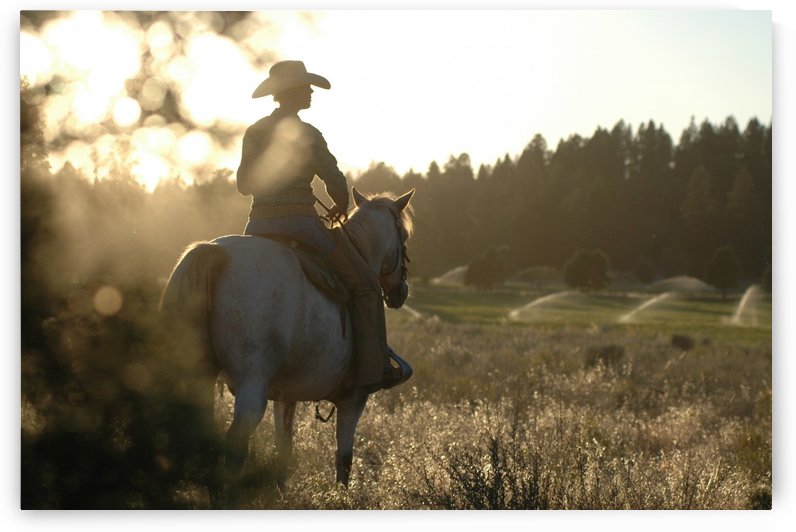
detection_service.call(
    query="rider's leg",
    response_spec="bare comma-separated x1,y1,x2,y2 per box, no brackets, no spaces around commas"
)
325,229,406,390
244,217,406,390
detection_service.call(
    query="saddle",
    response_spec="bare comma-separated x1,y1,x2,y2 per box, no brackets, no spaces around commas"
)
254,233,349,313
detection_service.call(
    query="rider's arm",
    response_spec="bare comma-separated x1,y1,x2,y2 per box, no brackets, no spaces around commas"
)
236,127,258,196
311,129,350,213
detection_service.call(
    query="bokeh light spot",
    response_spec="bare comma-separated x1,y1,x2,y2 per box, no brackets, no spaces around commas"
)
93,286,124,316
140,77,167,111
146,20,174,58
177,130,212,167
112,96,142,128
72,85,111,125
20,31,54,86
132,152,171,191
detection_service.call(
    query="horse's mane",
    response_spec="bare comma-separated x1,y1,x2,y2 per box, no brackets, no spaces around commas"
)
348,192,414,240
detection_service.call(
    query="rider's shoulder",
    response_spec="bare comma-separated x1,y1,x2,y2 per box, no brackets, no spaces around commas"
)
245,115,273,135
246,112,323,140
298,118,322,135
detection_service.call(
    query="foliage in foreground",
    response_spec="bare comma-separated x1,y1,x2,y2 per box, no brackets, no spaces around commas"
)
21,286,771,509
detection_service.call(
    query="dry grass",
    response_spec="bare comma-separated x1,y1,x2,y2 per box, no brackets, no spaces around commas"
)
21,280,770,509
216,318,771,510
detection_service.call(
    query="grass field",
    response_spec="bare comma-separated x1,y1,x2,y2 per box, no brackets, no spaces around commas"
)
398,285,772,343
212,284,771,509
21,282,772,509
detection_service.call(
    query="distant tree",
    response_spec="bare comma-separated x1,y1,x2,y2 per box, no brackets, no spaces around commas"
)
681,166,716,226
427,161,442,181
711,116,743,200
20,80,50,176
705,246,742,298
563,249,610,291
680,165,719,272
726,166,757,221
633,256,657,284
464,246,507,291
353,162,401,195
760,263,772,293
464,255,488,290
658,246,691,278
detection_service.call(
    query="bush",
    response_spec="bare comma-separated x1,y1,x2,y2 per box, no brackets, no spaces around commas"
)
748,487,772,510
671,334,695,351
584,344,625,367
563,249,610,291
422,432,552,510
705,246,742,298
633,257,657,284
464,246,508,291
760,263,771,293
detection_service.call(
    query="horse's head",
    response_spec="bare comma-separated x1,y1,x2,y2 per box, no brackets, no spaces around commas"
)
351,187,415,309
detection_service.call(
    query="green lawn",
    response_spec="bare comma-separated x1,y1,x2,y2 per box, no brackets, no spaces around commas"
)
401,286,532,323
394,285,772,343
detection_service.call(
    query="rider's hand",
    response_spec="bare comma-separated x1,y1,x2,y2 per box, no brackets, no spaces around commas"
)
324,205,348,225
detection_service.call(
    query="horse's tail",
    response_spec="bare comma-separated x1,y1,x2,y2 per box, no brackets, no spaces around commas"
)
158,241,228,496
159,241,229,377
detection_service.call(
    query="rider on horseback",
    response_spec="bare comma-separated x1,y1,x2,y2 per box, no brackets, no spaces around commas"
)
236,60,410,393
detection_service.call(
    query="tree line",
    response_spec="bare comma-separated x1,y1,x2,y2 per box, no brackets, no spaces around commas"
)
22,82,770,292
353,117,771,287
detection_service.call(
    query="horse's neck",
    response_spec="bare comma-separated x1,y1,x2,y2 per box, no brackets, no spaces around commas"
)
345,209,390,271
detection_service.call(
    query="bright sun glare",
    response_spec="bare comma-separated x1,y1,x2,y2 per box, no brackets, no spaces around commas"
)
20,11,265,191
20,11,772,191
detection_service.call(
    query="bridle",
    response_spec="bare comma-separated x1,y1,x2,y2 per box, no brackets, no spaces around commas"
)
378,207,410,295
315,195,409,305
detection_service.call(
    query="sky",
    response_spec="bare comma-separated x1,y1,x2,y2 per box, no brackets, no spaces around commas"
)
312,10,771,171
18,8,772,190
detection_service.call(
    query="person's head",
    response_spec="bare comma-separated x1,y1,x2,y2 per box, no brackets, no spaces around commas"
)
251,60,329,111
274,84,313,111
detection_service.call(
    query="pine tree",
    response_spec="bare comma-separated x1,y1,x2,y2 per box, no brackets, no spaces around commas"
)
705,246,742,299
681,166,715,226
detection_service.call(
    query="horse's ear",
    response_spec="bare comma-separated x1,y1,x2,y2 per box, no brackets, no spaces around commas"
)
352,187,367,207
393,189,415,212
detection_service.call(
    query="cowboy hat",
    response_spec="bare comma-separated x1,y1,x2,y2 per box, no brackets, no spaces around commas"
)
251,60,331,98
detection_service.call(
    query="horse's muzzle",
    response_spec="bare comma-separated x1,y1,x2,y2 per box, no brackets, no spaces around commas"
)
383,282,408,309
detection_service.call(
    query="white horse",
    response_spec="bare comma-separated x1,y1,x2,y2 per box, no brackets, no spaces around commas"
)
159,188,414,501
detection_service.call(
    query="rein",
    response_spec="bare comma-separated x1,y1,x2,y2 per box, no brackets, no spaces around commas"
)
314,195,409,292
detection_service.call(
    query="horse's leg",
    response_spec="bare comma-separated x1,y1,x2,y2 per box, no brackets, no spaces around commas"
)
224,377,268,482
273,400,297,491
334,392,369,487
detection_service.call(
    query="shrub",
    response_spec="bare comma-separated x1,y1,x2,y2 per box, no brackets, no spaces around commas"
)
584,344,625,367
705,246,742,298
748,487,772,510
563,249,610,291
671,334,695,351
760,263,771,293
464,246,508,291
633,257,657,284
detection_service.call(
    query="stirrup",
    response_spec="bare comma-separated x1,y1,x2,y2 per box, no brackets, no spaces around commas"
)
383,348,413,389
